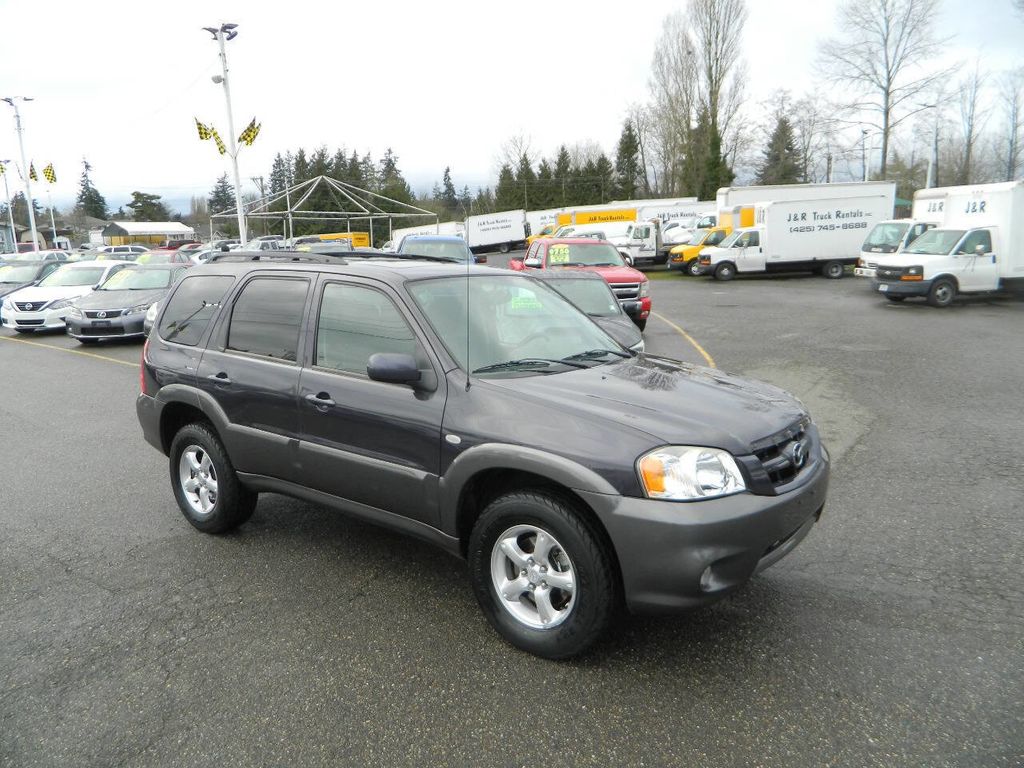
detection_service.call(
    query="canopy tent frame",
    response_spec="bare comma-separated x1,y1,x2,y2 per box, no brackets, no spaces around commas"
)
209,174,437,244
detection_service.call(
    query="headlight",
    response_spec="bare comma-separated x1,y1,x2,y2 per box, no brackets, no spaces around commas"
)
2,298,12,310
48,298,75,311
630,340,645,353
66,305,83,317
901,265,924,281
638,446,746,501
145,302,160,323
638,281,650,298
905,266,922,276
124,302,153,316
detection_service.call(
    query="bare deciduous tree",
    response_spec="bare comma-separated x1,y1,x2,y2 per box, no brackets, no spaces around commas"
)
955,65,989,184
689,0,749,137
997,68,1024,181
647,11,699,195
626,103,655,195
819,0,952,179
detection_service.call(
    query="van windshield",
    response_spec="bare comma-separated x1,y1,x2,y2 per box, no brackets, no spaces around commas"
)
865,222,910,249
905,229,965,256
718,231,742,248
686,229,709,245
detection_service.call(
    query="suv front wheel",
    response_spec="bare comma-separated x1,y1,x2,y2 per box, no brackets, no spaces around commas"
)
169,423,257,533
468,491,619,659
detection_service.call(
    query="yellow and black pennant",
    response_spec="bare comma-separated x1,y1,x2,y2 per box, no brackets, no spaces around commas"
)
29,162,37,182
238,117,261,147
210,128,227,156
42,163,56,184
195,118,212,141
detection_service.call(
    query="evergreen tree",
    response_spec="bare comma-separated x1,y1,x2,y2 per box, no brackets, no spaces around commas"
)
440,167,458,212
293,149,310,183
613,120,642,200
494,164,518,210
756,116,802,185
700,126,734,200
125,191,171,221
473,186,496,215
74,159,108,219
594,154,615,204
553,146,572,207
207,175,237,235
534,160,556,209
681,112,711,197
269,153,290,195
514,154,536,210
378,148,413,204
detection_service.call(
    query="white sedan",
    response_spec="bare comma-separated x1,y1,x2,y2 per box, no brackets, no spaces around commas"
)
1,261,132,333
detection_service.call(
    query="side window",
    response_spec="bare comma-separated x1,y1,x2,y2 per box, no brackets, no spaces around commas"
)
746,231,760,247
959,230,992,254
227,277,309,362
315,283,416,376
158,274,234,346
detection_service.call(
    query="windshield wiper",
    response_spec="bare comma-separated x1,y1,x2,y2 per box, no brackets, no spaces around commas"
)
472,357,588,374
562,348,632,362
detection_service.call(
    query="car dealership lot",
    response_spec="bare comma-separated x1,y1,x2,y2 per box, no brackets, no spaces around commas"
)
1,275,1021,767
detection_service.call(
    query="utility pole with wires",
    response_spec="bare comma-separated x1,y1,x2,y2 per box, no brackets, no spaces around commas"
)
0,160,17,254
2,97,39,250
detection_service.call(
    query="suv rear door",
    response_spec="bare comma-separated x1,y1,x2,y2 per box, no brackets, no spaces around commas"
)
296,277,446,527
196,272,312,481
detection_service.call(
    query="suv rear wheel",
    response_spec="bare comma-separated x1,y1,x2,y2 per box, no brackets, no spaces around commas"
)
468,490,618,659
169,423,257,533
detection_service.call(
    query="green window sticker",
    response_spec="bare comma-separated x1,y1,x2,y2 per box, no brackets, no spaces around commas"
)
548,244,570,264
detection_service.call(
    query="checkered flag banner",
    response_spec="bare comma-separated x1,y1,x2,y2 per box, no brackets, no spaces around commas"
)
0,162,4,176
195,118,212,141
210,128,227,156
42,163,56,184
29,162,37,182
238,117,261,147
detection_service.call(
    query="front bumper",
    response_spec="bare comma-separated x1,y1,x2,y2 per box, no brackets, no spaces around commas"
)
578,448,830,613
66,312,146,340
872,278,930,297
1,306,69,331
853,267,877,278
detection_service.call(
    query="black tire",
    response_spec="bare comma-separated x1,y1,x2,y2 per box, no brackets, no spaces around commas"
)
823,260,845,279
885,295,906,303
468,490,619,660
927,278,956,308
499,242,510,254
634,318,647,332
168,422,257,534
685,259,702,277
713,262,736,281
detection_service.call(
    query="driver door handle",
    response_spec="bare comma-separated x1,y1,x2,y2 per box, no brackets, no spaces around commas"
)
207,372,231,385
305,392,336,408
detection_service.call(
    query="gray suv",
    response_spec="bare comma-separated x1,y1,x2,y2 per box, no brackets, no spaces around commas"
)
137,253,829,658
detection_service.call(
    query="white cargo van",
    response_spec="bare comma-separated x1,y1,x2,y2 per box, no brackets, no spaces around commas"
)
695,191,895,280
854,190,946,277
872,181,1024,307
465,209,529,254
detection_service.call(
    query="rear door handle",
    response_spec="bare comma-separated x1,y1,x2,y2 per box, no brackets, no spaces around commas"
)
207,373,231,385
305,392,336,408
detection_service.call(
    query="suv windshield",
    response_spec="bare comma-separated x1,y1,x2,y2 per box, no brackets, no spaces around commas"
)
547,243,624,268
100,268,175,290
400,240,470,262
865,222,909,248
544,278,621,317
409,275,621,375
135,252,173,264
38,266,105,287
0,265,39,283
905,229,965,256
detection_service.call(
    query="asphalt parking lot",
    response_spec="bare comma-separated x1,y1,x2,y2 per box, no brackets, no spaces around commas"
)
1,268,1022,767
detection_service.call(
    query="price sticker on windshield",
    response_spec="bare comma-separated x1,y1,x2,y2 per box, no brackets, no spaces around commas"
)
548,244,570,264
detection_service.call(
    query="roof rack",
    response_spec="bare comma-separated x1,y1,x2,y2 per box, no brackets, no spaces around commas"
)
205,251,346,264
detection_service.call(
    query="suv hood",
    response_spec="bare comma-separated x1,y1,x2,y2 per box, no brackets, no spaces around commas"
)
76,288,166,311
6,284,95,304
487,355,806,455
549,264,644,284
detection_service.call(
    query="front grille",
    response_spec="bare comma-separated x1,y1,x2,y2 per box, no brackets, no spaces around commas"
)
15,301,43,312
752,418,812,488
80,326,123,336
876,266,902,280
85,309,122,319
612,282,640,300
15,319,44,326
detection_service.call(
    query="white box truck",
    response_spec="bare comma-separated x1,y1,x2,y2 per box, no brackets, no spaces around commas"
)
716,181,895,213
466,209,529,254
872,181,1024,307
854,191,946,277
695,191,895,281
388,221,465,252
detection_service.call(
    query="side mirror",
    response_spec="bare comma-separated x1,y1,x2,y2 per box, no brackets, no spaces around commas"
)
975,244,986,255
622,253,634,266
524,258,542,268
367,353,421,386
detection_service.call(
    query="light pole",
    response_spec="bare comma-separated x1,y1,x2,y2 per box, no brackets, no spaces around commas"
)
922,104,939,189
203,23,247,245
861,129,870,182
1,160,17,254
2,97,39,250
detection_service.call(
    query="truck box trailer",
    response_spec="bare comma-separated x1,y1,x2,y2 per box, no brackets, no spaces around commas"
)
872,181,1024,306
465,209,529,254
716,181,895,215
696,193,894,280
389,221,465,252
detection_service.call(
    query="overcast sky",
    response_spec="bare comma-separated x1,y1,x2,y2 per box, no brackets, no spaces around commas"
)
0,0,1020,213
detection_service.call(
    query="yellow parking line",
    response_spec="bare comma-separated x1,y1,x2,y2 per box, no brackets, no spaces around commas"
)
651,312,717,368
0,334,138,368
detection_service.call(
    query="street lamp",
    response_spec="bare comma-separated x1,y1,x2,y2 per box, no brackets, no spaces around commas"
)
202,23,247,245
2,97,39,251
921,104,939,189
0,160,17,254
861,129,870,183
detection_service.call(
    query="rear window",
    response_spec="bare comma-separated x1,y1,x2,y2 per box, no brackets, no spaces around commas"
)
158,274,234,346
226,277,309,362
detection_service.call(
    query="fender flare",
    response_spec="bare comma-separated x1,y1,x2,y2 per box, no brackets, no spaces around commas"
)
155,384,232,450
